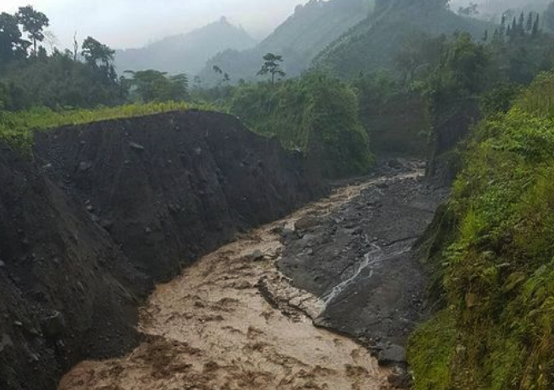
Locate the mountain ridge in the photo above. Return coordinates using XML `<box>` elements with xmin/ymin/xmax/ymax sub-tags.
<box><xmin>314</xmin><ymin>0</ymin><xmax>492</xmax><ymax>78</ymax></box>
<box><xmin>115</xmin><ymin>17</ymin><xmax>257</xmax><ymax>76</ymax></box>
<box><xmin>198</xmin><ymin>0</ymin><xmax>373</xmax><ymax>85</ymax></box>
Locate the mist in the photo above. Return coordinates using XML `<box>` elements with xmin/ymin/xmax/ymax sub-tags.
<box><xmin>450</xmin><ymin>0</ymin><xmax>551</xmax><ymax>15</ymax></box>
<box><xmin>0</xmin><ymin>0</ymin><xmax>308</xmax><ymax>49</ymax></box>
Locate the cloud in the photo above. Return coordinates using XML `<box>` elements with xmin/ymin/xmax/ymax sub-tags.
<box><xmin>0</xmin><ymin>0</ymin><xmax>307</xmax><ymax>49</ymax></box>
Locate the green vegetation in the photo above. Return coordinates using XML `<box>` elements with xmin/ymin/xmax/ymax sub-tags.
<box><xmin>0</xmin><ymin>101</ymin><xmax>210</xmax><ymax>153</ymax></box>
<box><xmin>0</xmin><ymin>6</ymin><xmax>197</xmax><ymax>112</ymax></box>
<box><xmin>229</xmin><ymin>72</ymin><xmax>373</xmax><ymax>178</ymax></box>
<box><xmin>125</xmin><ymin>70</ymin><xmax>190</xmax><ymax>103</ymax></box>
<box><xmin>408</xmin><ymin>309</ymin><xmax>456</xmax><ymax>390</ymax></box>
<box><xmin>409</xmin><ymin>72</ymin><xmax>554</xmax><ymax>390</ymax></box>
<box><xmin>352</xmin><ymin>72</ymin><xmax>429</xmax><ymax>156</ymax></box>
<box><xmin>0</xmin><ymin>8</ymin><xmax>123</xmax><ymax>110</ymax></box>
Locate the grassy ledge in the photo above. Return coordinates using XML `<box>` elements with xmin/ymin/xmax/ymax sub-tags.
<box><xmin>0</xmin><ymin>101</ymin><xmax>217</xmax><ymax>154</ymax></box>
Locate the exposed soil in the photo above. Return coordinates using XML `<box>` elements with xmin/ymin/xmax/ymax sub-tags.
<box><xmin>0</xmin><ymin>111</ymin><xmax>322</xmax><ymax>390</ymax></box>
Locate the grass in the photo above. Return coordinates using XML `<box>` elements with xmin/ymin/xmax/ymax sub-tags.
<box><xmin>0</xmin><ymin>101</ymin><xmax>216</xmax><ymax>153</ymax></box>
<box><xmin>408</xmin><ymin>309</ymin><xmax>456</xmax><ymax>390</ymax></box>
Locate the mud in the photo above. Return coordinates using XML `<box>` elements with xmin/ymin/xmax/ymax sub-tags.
<box><xmin>58</xmin><ymin>174</ymin><xmax>394</xmax><ymax>390</ymax></box>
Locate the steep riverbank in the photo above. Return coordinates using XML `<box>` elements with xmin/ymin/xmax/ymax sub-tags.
<box><xmin>0</xmin><ymin>111</ymin><xmax>322</xmax><ymax>390</ymax></box>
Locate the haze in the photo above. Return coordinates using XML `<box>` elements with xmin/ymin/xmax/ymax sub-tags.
<box><xmin>0</xmin><ymin>0</ymin><xmax>309</xmax><ymax>49</ymax></box>
<box><xmin>450</xmin><ymin>0</ymin><xmax>550</xmax><ymax>13</ymax></box>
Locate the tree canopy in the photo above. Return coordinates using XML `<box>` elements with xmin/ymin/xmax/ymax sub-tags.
<box><xmin>257</xmin><ymin>53</ymin><xmax>286</xmax><ymax>84</ymax></box>
<box><xmin>15</xmin><ymin>5</ymin><xmax>49</xmax><ymax>55</ymax></box>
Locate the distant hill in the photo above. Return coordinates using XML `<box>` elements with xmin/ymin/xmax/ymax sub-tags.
<box><xmin>115</xmin><ymin>17</ymin><xmax>257</xmax><ymax>76</ymax></box>
<box><xmin>198</xmin><ymin>0</ymin><xmax>373</xmax><ymax>85</ymax></box>
<box><xmin>314</xmin><ymin>0</ymin><xmax>491</xmax><ymax>78</ymax></box>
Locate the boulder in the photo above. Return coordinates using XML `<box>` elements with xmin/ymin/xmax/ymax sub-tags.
<box><xmin>40</xmin><ymin>311</ymin><xmax>66</xmax><ymax>339</ymax></box>
<box><xmin>378</xmin><ymin>344</ymin><xmax>407</xmax><ymax>366</ymax></box>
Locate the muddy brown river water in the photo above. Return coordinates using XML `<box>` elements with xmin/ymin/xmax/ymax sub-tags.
<box><xmin>58</xmin><ymin>180</ymin><xmax>398</xmax><ymax>390</ymax></box>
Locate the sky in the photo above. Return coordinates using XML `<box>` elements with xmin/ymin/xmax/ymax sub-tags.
<box><xmin>0</xmin><ymin>0</ymin><xmax>308</xmax><ymax>50</ymax></box>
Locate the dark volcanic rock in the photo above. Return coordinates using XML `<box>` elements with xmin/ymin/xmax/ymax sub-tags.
<box><xmin>0</xmin><ymin>110</ymin><xmax>323</xmax><ymax>390</ymax></box>
<box><xmin>279</xmin><ymin>169</ymin><xmax>448</xmax><ymax>348</ymax></box>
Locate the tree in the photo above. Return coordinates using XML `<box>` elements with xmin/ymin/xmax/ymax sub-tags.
<box><xmin>258</xmin><ymin>53</ymin><xmax>286</xmax><ymax>84</ymax></box>
<box><xmin>81</xmin><ymin>36</ymin><xmax>114</xmax><ymax>68</ymax></box>
<box><xmin>15</xmin><ymin>6</ymin><xmax>49</xmax><ymax>55</ymax></box>
<box><xmin>518</xmin><ymin>12</ymin><xmax>525</xmax><ymax>36</ymax></box>
<box><xmin>526</xmin><ymin>12</ymin><xmax>534</xmax><ymax>33</ymax></box>
<box><xmin>212</xmin><ymin>65</ymin><xmax>231</xmax><ymax>85</ymax></box>
<box><xmin>125</xmin><ymin>70</ymin><xmax>189</xmax><ymax>103</ymax></box>
<box><xmin>500</xmin><ymin>14</ymin><xmax>507</xmax><ymax>36</ymax></box>
<box><xmin>395</xmin><ymin>33</ymin><xmax>446</xmax><ymax>88</ymax></box>
<box><xmin>212</xmin><ymin>65</ymin><xmax>223</xmax><ymax>75</ymax></box>
<box><xmin>533</xmin><ymin>14</ymin><xmax>540</xmax><ymax>36</ymax></box>
<box><xmin>168</xmin><ymin>73</ymin><xmax>190</xmax><ymax>101</ymax></box>
<box><xmin>0</xmin><ymin>12</ymin><xmax>28</xmax><ymax>67</ymax></box>
<box><xmin>72</xmin><ymin>32</ymin><xmax>79</xmax><ymax>61</ymax></box>
<box><xmin>427</xmin><ymin>33</ymin><xmax>490</xmax><ymax>110</ymax></box>
<box><xmin>545</xmin><ymin>2</ymin><xmax>554</xmax><ymax>32</ymax></box>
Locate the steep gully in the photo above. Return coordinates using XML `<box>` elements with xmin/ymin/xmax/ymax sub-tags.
<box><xmin>0</xmin><ymin>111</ymin><xmax>446</xmax><ymax>390</ymax></box>
<box><xmin>58</xmin><ymin>160</ymin><xmax>447</xmax><ymax>390</ymax></box>
<box><xmin>0</xmin><ymin>111</ymin><xmax>321</xmax><ymax>390</ymax></box>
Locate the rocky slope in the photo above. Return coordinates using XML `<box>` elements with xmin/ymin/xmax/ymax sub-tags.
<box><xmin>0</xmin><ymin>110</ymin><xmax>322</xmax><ymax>390</ymax></box>
<box><xmin>278</xmin><ymin>160</ymin><xmax>449</xmax><ymax>385</ymax></box>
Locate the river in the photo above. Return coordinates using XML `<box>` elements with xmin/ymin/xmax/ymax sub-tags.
<box><xmin>58</xmin><ymin>179</ymin><xmax>392</xmax><ymax>390</ymax></box>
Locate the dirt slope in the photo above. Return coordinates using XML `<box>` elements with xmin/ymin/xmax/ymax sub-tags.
<box><xmin>0</xmin><ymin>110</ymin><xmax>322</xmax><ymax>390</ymax></box>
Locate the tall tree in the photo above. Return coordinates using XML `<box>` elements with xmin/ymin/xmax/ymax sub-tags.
<box><xmin>526</xmin><ymin>12</ymin><xmax>534</xmax><ymax>33</ymax></box>
<box><xmin>258</xmin><ymin>53</ymin><xmax>286</xmax><ymax>84</ymax></box>
<box><xmin>15</xmin><ymin>6</ymin><xmax>49</xmax><ymax>55</ymax></box>
<box><xmin>518</xmin><ymin>12</ymin><xmax>525</xmax><ymax>35</ymax></box>
<box><xmin>545</xmin><ymin>2</ymin><xmax>554</xmax><ymax>32</ymax></box>
<box><xmin>500</xmin><ymin>14</ymin><xmax>507</xmax><ymax>36</ymax></box>
<box><xmin>0</xmin><ymin>12</ymin><xmax>27</xmax><ymax>66</ymax></box>
<box><xmin>533</xmin><ymin>14</ymin><xmax>540</xmax><ymax>36</ymax></box>
<box><xmin>81</xmin><ymin>36</ymin><xmax>114</xmax><ymax>68</ymax></box>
